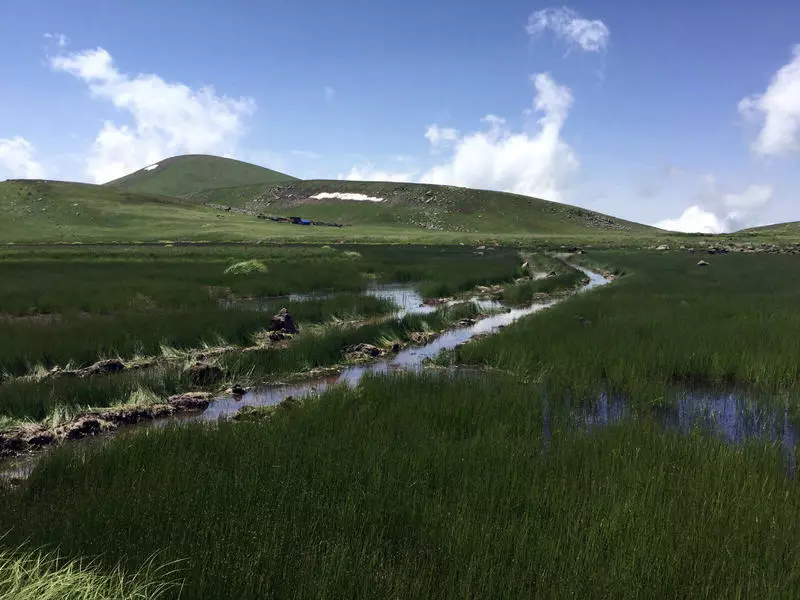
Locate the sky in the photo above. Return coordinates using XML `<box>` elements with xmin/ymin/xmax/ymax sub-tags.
<box><xmin>1</xmin><ymin>0</ymin><xmax>800</xmax><ymax>232</ymax></box>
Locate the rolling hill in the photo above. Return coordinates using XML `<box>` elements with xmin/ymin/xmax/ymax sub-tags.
<box><xmin>106</xmin><ymin>154</ymin><xmax>297</xmax><ymax>198</ymax></box>
<box><xmin>0</xmin><ymin>179</ymin><xmax>278</xmax><ymax>243</ymax></box>
<box><xmin>189</xmin><ymin>179</ymin><xmax>657</xmax><ymax>235</ymax></box>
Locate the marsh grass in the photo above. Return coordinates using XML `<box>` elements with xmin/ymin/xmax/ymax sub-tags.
<box><xmin>500</xmin><ymin>269</ymin><xmax>585</xmax><ymax>306</ymax></box>
<box><xmin>0</xmin><ymin>545</ymin><xmax>178</xmax><ymax>600</ymax></box>
<box><xmin>2</xmin><ymin>373</ymin><xmax>800</xmax><ymax>598</ymax></box>
<box><xmin>0</xmin><ymin>302</ymin><xmax>481</xmax><ymax>422</ymax></box>
<box><xmin>457</xmin><ymin>251</ymin><xmax>800</xmax><ymax>401</ymax></box>
<box><xmin>0</xmin><ymin>244</ymin><xmax>521</xmax><ymax>376</ymax></box>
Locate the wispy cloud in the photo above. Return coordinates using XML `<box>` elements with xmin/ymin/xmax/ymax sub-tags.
<box><xmin>44</xmin><ymin>32</ymin><xmax>69</xmax><ymax>48</ymax></box>
<box><xmin>526</xmin><ymin>7</ymin><xmax>610</xmax><ymax>53</ymax></box>
<box><xmin>324</xmin><ymin>86</ymin><xmax>336</xmax><ymax>101</ymax></box>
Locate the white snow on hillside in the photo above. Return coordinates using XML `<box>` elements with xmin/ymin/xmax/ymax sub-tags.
<box><xmin>310</xmin><ymin>192</ymin><xmax>383</xmax><ymax>202</ymax></box>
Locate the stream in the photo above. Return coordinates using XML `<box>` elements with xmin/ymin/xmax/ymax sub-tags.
<box><xmin>5</xmin><ymin>264</ymin><xmax>799</xmax><ymax>480</ymax></box>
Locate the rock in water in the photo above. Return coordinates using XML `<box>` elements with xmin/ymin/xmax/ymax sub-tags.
<box><xmin>696</xmin><ymin>260</ymin><xmax>710</xmax><ymax>267</ymax></box>
<box><xmin>269</xmin><ymin>308</ymin><xmax>299</xmax><ymax>334</ymax></box>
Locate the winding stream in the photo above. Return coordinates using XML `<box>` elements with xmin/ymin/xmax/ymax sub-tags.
<box><xmin>6</xmin><ymin>263</ymin><xmax>799</xmax><ymax>480</ymax></box>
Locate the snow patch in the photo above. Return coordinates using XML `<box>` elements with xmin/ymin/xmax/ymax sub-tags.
<box><xmin>310</xmin><ymin>192</ymin><xmax>383</xmax><ymax>202</ymax></box>
<box><xmin>143</xmin><ymin>163</ymin><xmax>159</xmax><ymax>171</ymax></box>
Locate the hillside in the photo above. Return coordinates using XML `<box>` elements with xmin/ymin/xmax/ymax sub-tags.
<box><xmin>0</xmin><ymin>179</ymin><xmax>277</xmax><ymax>243</ymax></box>
<box><xmin>189</xmin><ymin>179</ymin><xmax>656</xmax><ymax>235</ymax></box>
<box><xmin>106</xmin><ymin>154</ymin><xmax>297</xmax><ymax>198</ymax></box>
<box><xmin>736</xmin><ymin>221</ymin><xmax>800</xmax><ymax>237</ymax></box>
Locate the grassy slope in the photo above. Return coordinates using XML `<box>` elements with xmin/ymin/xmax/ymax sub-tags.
<box><xmin>0</xmin><ymin>179</ymin><xmax>661</xmax><ymax>245</ymax></box>
<box><xmin>106</xmin><ymin>154</ymin><xmax>297</xmax><ymax>198</ymax></box>
<box><xmin>191</xmin><ymin>179</ymin><xmax>656</xmax><ymax>236</ymax></box>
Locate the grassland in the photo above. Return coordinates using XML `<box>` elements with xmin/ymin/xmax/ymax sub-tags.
<box><xmin>106</xmin><ymin>154</ymin><xmax>297</xmax><ymax>198</ymax></box>
<box><xmin>0</xmin><ymin>244</ymin><xmax>520</xmax><ymax>423</ymax></box>
<box><xmin>457</xmin><ymin>251</ymin><xmax>800</xmax><ymax>401</ymax></box>
<box><xmin>2</xmin><ymin>374</ymin><xmax>800</xmax><ymax>598</ymax></box>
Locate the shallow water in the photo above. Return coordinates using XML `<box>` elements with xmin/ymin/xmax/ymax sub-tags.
<box><xmin>201</xmin><ymin>268</ymin><xmax>608</xmax><ymax>420</ymax></box>
<box><xmin>559</xmin><ymin>389</ymin><xmax>800</xmax><ymax>475</ymax></box>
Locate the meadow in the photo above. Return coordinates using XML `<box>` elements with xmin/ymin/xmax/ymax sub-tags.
<box><xmin>4</xmin><ymin>244</ymin><xmax>800</xmax><ymax>598</ymax></box>
<box><xmin>2</xmin><ymin>374</ymin><xmax>800</xmax><ymax>599</ymax></box>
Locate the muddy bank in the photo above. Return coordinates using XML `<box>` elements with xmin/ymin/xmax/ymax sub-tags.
<box><xmin>0</xmin><ymin>392</ymin><xmax>212</xmax><ymax>459</ymax></box>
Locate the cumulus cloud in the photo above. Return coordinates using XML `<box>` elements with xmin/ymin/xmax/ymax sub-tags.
<box><xmin>654</xmin><ymin>206</ymin><xmax>726</xmax><ymax>234</ymax></box>
<box><xmin>0</xmin><ymin>137</ymin><xmax>46</xmax><ymax>179</ymax></box>
<box><xmin>739</xmin><ymin>46</ymin><xmax>800</xmax><ymax>155</ymax></box>
<box><xmin>526</xmin><ymin>7</ymin><xmax>610</xmax><ymax>52</ymax></box>
<box><xmin>419</xmin><ymin>73</ymin><xmax>578</xmax><ymax>201</ymax></box>
<box><xmin>50</xmin><ymin>47</ymin><xmax>256</xmax><ymax>183</ymax></box>
<box><xmin>655</xmin><ymin>182</ymin><xmax>773</xmax><ymax>233</ymax></box>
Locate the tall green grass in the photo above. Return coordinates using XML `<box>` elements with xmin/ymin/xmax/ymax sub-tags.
<box><xmin>2</xmin><ymin>374</ymin><xmax>799</xmax><ymax>598</ymax></box>
<box><xmin>457</xmin><ymin>251</ymin><xmax>800</xmax><ymax>400</ymax></box>
<box><xmin>0</xmin><ymin>303</ymin><xmax>480</xmax><ymax>422</ymax></box>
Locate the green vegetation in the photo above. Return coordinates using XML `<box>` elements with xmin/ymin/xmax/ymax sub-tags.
<box><xmin>106</xmin><ymin>154</ymin><xmax>297</xmax><ymax>198</ymax></box>
<box><xmin>458</xmin><ymin>251</ymin><xmax>800</xmax><ymax>400</ymax></box>
<box><xmin>0</xmin><ymin>545</ymin><xmax>176</xmax><ymax>600</ymax></box>
<box><xmin>0</xmin><ymin>301</ymin><xmax>480</xmax><ymax>423</ymax></box>
<box><xmin>192</xmin><ymin>179</ymin><xmax>656</xmax><ymax>235</ymax></box>
<box><xmin>2</xmin><ymin>374</ymin><xmax>800</xmax><ymax>598</ymax></box>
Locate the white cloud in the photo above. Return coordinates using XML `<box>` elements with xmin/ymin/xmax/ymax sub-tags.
<box><xmin>340</xmin><ymin>165</ymin><xmax>415</xmax><ymax>183</ymax></box>
<box><xmin>44</xmin><ymin>33</ymin><xmax>69</xmax><ymax>48</ymax></box>
<box><xmin>424</xmin><ymin>124</ymin><xmax>458</xmax><ymax>147</ymax></box>
<box><xmin>739</xmin><ymin>46</ymin><xmax>800</xmax><ymax>155</ymax></box>
<box><xmin>419</xmin><ymin>73</ymin><xmax>578</xmax><ymax>201</ymax></box>
<box><xmin>654</xmin><ymin>206</ymin><xmax>725</xmax><ymax>234</ymax></box>
<box><xmin>0</xmin><ymin>137</ymin><xmax>46</xmax><ymax>179</ymax></box>
<box><xmin>526</xmin><ymin>7</ymin><xmax>610</xmax><ymax>53</ymax></box>
<box><xmin>655</xmin><ymin>181</ymin><xmax>774</xmax><ymax>233</ymax></box>
<box><xmin>325</xmin><ymin>86</ymin><xmax>336</xmax><ymax>101</ymax></box>
<box><xmin>50</xmin><ymin>47</ymin><xmax>256</xmax><ymax>183</ymax></box>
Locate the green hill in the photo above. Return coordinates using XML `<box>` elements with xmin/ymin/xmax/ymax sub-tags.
<box><xmin>189</xmin><ymin>179</ymin><xmax>656</xmax><ymax>235</ymax></box>
<box><xmin>106</xmin><ymin>154</ymin><xmax>297</xmax><ymax>198</ymax></box>
<box><xmin>0</xmin><ymin>179</ymin><xmax>277</xmax><ymax>243</ymax></box>
<box><xmin>736</xmin><ymin>221</ymin><xmax>800</xmax><ymax>236</ymax></box>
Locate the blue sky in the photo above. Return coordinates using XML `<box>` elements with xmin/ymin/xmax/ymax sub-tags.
<box><xmin>1</xmin><ymin>0</ymin><xmax>800</xmax><ymax>232</ymax></box>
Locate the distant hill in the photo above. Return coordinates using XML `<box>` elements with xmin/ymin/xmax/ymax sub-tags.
<box><xmin>736</xmin><ymin>222</ymin><xmax>800</xmax><ymax>236</ymax></box>
<box><xmin>106</xmin><ymin>154</ymin><xmax>297</xmax><ymax>198</ymax></box>
<box><xmin>0</xmin><ymin>179</ymin><xmax>267</xmax><ymax>243</ymax></box>
<box><xmin>189</xmin><ymin>179</ymin><xmax>656</xmax><ymax>235</ymax></box>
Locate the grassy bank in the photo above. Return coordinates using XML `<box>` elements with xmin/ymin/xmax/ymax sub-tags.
<box><xmin>457</xmin><ymin>251</ymin><xmax>800</xmax><ymax>400</ymax></box>
<box><xmin>2</xmin><ymin>374</ymin><xmax>799</xmax><ymax>598</ymax></box>
<box><xmin>0</xmin><ymin>244</ymin><xmax>521</xmax><ymax>377</ymax></box>
<box><xmin>0</xmin><ymin>302</ymin><xmax>481</xmax><ymax>423</ymax></box>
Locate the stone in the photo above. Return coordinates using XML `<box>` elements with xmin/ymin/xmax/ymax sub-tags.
<box><xmin>168</xmin><ymin>391</ymin><xmax>213</xmax><ymax>411</ymax></box>
<box><xmin>656</xmin><ymin>244</ymin><xmax>669</xmax><ymax>251</ymax></box>
<box><xmin>269</xmin><ymin>308</ymin><xmax>299</xmax><ymax>334</ymax></box>
<box><xmin>697</xmin><ymin>260</ymin><xmax>710</xmax><ymax>267</ymax></box>
<box><xmin>81</xmin><ymin>358</ymin><xmax>126</xmax><ymax>377</ymax></box>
